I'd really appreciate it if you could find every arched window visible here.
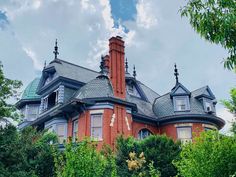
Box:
[138,129,152,140]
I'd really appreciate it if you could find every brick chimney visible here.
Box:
[109,36,126,99]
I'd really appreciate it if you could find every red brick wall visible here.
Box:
[160,122,206,141]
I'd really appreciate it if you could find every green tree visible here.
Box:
[0,125,57,177]
[116,135,181,177]
[54,139,117,177]
[181,0,236,70]
[174,131,236,177]
[0,62,22,120]
[222,88,236,134]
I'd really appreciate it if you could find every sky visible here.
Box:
[0,0,235,133]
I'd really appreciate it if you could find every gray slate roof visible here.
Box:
[137,81,160,103]
[46,59,99,83]
[75,75,114,99]
[126,95,156,118]
[153,89,212,118]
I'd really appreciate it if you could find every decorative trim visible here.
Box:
[125,116,131,131]
[90,109,104,114]
[202,124,217,130]
[110,113,116,127]
[87,102,114,110]
[175,123,193,127]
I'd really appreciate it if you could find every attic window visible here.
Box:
[174,96,190,111]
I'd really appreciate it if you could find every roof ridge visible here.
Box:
[56,58,99,74]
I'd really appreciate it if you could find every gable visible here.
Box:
[170,83,191,97]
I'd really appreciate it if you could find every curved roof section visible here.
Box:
[153,88,225,128]
[75,75,114,99]
[21,78,40,100]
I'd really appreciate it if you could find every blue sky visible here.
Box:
[0,0,235,132]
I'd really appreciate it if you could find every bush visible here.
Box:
[174,131,236,177]
[0,125,57,177]
[116,135,181,177]
[54,139,117,177]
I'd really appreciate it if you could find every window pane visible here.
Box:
[175,98,187,111]
[91,115,102,127]
[91,114,102,140]
[73,120,78,142]
[138,129,152,140]
[57,124,65,136]
[177,127,192,139]
[91,127,102,140]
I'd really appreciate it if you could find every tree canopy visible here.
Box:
[181,0,236,70]
[0,62,22,120]
[174,131,236,177]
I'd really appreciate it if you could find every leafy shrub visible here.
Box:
[116,135,181,177]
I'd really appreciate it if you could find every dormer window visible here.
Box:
[204,99,214,113]
[174,96,190,111]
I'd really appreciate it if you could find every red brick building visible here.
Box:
[16,36,225,147]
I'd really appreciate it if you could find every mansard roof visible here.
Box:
[37,59,99,92]
[153,86,225,128]
[75,75,114,99]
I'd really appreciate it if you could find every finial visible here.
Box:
[44,60,47,69]
[174,63,179,84]
[99,55,109,76]
[53,39,59,59]
[125,58,129,73]
[133,65,136,79]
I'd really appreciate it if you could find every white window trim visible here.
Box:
[90,114,103,141]
[177,126,192,144]
[173,96,190,112]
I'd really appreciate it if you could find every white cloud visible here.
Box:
[136,0,158,29]
[22,47,43,71]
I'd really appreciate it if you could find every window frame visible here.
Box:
[72,119,78,142]
[173,96,190,112]
[176,126,192,143]
[56,123,67,144]
[138,129,153,140]
[90,114,103,141]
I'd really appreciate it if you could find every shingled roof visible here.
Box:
[45,59,99,83]
[75,75,114,99]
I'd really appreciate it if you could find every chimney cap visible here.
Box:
[116,36,122,39]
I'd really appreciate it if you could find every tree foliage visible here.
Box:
[0,62,22,120]
[0,125,57,177]
[116,135,181,177]
[174,131,236,177]
[54,139,117,177]
[181,0,236,70]
[222,88,236,134]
